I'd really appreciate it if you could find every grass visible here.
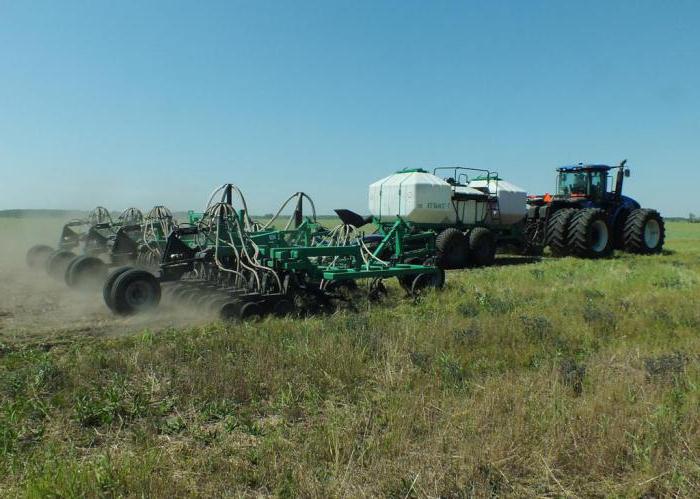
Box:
[1,222,699,496]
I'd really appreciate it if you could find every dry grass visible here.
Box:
[1,222,699,497]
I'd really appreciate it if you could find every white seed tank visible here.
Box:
[369,170,456,224]
[467,177,527,225]
[369,169,527,227]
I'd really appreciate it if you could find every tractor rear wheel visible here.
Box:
[26,245,54,269]
[46,250,77,281]
[623,209,665,254]
[66,256,108,290]
[468,227,496,267]
[545,208,577,256]
[435,228,468,269]
[567,208,613,258]
[110,269,161,316]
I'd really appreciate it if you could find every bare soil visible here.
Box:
[0,217,213,345]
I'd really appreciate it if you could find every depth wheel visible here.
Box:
[110,269,161,316]
[66,256,108,290]
[217,300,241,321]
[272,298,294,317]
[398,257,422,292]
[239,302,262,321]
[26,245,54,269]
[103,266,134,311]
[410,268,445,296]
[46,250,77,281]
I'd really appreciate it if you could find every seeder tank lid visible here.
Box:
[395,168,429,174]
[557,164,612,173]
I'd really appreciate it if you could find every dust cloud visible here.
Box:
[0,216,218,345]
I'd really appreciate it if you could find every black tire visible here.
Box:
[545,208,577,257]
[239,302,262,321]
[103,266,134,311]
[26,245,54,269]
[218,300,240,321]
[410,268,446,295]
[435,228,468,269]
[623,209,665,254]
[397,257,422,292]
[46,250,77,281]
[207,296,230,316]
[467,227,496,267]
[567,208,613,258]
[612,209,631,250]
[66,256,108,290]
[110,269,161,316]
[272,298,294,317]
[64,255,84,286]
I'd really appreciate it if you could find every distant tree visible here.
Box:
[690,213,697,223]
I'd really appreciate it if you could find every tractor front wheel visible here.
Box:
[623,209,665,254]
[567,208,613,258]
[545,208,577,257]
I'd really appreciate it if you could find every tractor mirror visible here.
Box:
[624,168,631,177]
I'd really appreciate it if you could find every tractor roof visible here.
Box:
[557,164,611,173]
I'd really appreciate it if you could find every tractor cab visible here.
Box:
[555,162,630,203]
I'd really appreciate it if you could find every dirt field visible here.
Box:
[0,217,223,345]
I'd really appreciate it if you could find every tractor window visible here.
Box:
[589,171,606,198]
[558,172,588,196]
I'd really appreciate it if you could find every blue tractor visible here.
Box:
[524,160,665,258]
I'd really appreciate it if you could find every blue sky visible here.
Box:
[0,0,698,216]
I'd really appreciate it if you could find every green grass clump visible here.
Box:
[1,222,699,496]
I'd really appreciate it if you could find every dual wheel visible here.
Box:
[545,207,664,258]
[435,227,496,269]
[26,245,109,290]
[103,266,161,316]
[25,246,76,280]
